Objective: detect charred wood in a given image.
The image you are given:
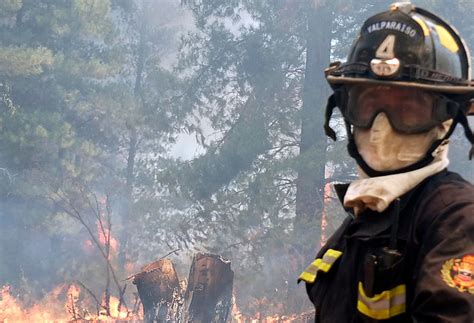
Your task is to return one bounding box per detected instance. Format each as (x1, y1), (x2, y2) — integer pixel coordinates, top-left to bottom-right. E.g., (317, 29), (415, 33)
(132, 259), (182, 322)
(182, 253), (234, 323)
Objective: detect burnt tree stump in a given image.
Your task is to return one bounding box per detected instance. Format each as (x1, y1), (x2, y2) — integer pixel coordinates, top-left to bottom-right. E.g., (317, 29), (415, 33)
(132, 259), (182, 322)
(182, 253), (234, 323)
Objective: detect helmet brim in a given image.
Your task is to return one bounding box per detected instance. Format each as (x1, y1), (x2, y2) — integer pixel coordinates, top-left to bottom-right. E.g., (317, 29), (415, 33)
(327, 75), (474, 115)
(326, 75), (474, 95)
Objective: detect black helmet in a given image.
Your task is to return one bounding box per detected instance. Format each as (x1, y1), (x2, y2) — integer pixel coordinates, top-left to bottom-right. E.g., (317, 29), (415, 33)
(326, 2), (474, 96)
(323, 2), (474, 177)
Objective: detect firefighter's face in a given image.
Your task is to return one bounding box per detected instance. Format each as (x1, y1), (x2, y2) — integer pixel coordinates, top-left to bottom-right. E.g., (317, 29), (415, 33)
(352, 88), (453, 172)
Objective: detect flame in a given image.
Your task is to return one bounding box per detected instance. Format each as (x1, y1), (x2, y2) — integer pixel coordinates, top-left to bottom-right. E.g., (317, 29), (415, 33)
(231, 296), (315, 323)
(0, 195), (147, 322)
(108, 296), (128, 319)
(0, 284), (143, 322)
(97, 225), (119, 255)
(320, 181), (331, 247)
(96, 196), (119, 256)
(0, 285), (23, 321)
(0, 284), (71, 322)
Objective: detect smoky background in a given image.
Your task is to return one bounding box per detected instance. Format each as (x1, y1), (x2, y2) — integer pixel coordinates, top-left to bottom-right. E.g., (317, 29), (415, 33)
(0, 0), (472, 319)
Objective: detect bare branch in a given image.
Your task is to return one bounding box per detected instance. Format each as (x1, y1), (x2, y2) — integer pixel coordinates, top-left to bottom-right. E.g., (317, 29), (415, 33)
(53, 186), (125, 302)
(76, 280), (102, 313)
(159, 248), (181, 260)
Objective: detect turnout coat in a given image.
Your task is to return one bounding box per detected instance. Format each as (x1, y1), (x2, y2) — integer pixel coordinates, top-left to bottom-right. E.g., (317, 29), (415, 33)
(300, 170), (474, 322)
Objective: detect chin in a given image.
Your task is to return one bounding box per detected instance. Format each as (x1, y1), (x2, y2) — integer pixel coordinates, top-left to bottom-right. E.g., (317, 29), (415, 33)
(359, 150), (415, 172)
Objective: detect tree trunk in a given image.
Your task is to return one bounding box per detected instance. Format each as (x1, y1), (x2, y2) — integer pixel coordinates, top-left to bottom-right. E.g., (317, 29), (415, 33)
(119, 0), (147, 266)
(133, 259), (182, 322)
(295, 0), (333, 240)
(182, 253), (234, 323)
(290, 1), (334, 315)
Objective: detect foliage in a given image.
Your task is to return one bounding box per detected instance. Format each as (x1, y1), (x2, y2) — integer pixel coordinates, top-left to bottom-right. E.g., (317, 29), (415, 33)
(0, 0), (473, 318)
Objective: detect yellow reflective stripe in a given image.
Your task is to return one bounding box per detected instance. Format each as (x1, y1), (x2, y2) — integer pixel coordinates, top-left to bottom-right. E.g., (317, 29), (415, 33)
(305, 258), (321, 275)
(357, 282), (406, 320)
(317, 261), (332, 272)
(298, 259), (322, 283)
(357, 301), (406, 320)
(298, 271), (316, 283)
(324, 249), (343, 258)
(307, 258), (323, 275)
(413, 16), (430, 36)
(298, 249), (343, 283)
(434, 25), (459, 52)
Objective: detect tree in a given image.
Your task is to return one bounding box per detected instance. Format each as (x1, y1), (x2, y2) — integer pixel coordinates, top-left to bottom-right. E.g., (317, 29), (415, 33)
(164, 0), (340, 315)
(0, 0), (187, 302)
(0, 0), (122, 291)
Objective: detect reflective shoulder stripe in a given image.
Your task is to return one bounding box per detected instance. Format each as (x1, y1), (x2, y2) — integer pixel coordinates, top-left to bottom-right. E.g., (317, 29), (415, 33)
(324, 249), (342, 259)
(298, 249), (343, 283)
(357, 282), (406, 320)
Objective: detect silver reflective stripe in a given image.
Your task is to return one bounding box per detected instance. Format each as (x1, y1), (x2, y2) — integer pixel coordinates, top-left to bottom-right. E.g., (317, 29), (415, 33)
(357, 282), (406, 319)
(359, 292), (405, 310)
(298, 249), (343, 283)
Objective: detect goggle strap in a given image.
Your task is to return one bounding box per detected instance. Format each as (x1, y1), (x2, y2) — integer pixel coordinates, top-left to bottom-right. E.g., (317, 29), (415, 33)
(324, 94), (337, 141)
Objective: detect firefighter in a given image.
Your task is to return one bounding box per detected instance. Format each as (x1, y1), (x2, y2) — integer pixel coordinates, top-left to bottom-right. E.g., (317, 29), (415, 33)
(298, 2), (474, 322)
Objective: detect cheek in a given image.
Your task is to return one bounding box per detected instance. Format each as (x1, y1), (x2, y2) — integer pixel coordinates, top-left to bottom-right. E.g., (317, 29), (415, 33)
(354, 129), (372, 152)
(353, 129), (372, 155)
(401, 129), (440, 150)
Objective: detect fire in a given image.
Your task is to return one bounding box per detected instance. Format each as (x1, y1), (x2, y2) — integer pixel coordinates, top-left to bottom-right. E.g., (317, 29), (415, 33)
(0, 284), (142, 322)
(97, 196), (119, 256)
(231, 296), (315, 323)
(0, 284), (71, 322)
(320, 181), (331, 247)
(0, 285), (23, 321)
(100, 296), (129, 319)
(97, 225), (119, 255)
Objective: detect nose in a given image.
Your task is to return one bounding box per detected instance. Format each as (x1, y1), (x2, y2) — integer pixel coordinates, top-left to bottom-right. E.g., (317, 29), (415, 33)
(369, 112), (394, 144)
(371, 112), (391, 131)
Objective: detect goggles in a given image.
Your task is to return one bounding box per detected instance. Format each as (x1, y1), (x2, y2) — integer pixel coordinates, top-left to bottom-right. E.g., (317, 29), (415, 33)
(343, 85), (455, 134)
